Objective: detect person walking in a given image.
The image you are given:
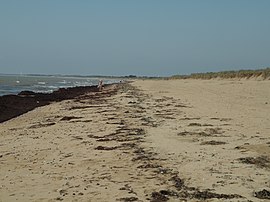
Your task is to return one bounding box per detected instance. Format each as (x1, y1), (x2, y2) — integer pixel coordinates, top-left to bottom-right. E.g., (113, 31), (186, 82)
(98, 80), (103, 91)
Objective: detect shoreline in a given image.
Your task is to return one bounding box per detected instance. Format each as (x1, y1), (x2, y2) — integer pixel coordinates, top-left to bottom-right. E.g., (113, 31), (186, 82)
(0, 83), (118, 123)
(0, 79), (269, 201)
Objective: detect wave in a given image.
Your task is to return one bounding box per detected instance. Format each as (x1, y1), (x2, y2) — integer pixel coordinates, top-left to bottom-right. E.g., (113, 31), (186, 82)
(0, 75), (120, 96)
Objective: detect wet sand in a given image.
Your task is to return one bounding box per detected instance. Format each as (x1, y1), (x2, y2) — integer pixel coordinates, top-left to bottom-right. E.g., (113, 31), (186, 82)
(0, 79), (270, 201)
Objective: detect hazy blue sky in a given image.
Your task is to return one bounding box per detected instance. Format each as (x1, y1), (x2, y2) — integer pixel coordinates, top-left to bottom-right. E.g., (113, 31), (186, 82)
(0, 0), (269, 76)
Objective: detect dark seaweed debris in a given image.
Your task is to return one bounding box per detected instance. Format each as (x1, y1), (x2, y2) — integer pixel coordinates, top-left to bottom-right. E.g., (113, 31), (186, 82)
(150, 190), (180, 202)
(238, 156), (270, 169)
(192, 190), (241, 200)
(200, 140), (227, 145)
(0, 84), (116, 123)
(170, 175), (185, 190)
(95, 146), (120, 150)
(254, 189), (270, 199)
(60, 116), (82, 121)
(150, 191), (169, 202)
(117, 197), (138, 201)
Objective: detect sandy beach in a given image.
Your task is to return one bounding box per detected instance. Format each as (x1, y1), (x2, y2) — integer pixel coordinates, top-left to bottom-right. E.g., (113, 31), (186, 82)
(0, 79), (270, 201)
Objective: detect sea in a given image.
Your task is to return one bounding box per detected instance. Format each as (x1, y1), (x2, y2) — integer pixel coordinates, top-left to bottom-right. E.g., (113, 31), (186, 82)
(0, 74), (120, 96)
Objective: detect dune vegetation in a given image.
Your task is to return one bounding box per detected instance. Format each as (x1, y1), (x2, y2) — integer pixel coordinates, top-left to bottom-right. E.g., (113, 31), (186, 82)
(171, 68), (270, 80)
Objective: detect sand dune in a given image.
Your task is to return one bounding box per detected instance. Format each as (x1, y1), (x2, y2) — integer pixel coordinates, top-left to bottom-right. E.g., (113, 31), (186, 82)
(0, 79), (270, 201)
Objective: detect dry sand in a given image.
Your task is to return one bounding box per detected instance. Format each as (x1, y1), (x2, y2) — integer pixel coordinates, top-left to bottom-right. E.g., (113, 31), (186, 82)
(0, 79), (270, 201)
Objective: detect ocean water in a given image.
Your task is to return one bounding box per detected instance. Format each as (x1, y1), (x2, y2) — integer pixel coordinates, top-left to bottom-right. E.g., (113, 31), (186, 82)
(0, 75), (119, 96)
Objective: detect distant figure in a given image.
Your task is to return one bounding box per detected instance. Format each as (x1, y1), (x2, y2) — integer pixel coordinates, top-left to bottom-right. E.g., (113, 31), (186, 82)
(98, 80), (103, 91)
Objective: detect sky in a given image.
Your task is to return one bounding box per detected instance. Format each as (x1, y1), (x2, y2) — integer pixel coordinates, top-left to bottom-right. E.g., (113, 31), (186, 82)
(0, 0), (270, 76)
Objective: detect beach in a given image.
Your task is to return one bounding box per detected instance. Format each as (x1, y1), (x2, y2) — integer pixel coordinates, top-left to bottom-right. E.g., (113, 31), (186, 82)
(0, 79), (270, 201)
